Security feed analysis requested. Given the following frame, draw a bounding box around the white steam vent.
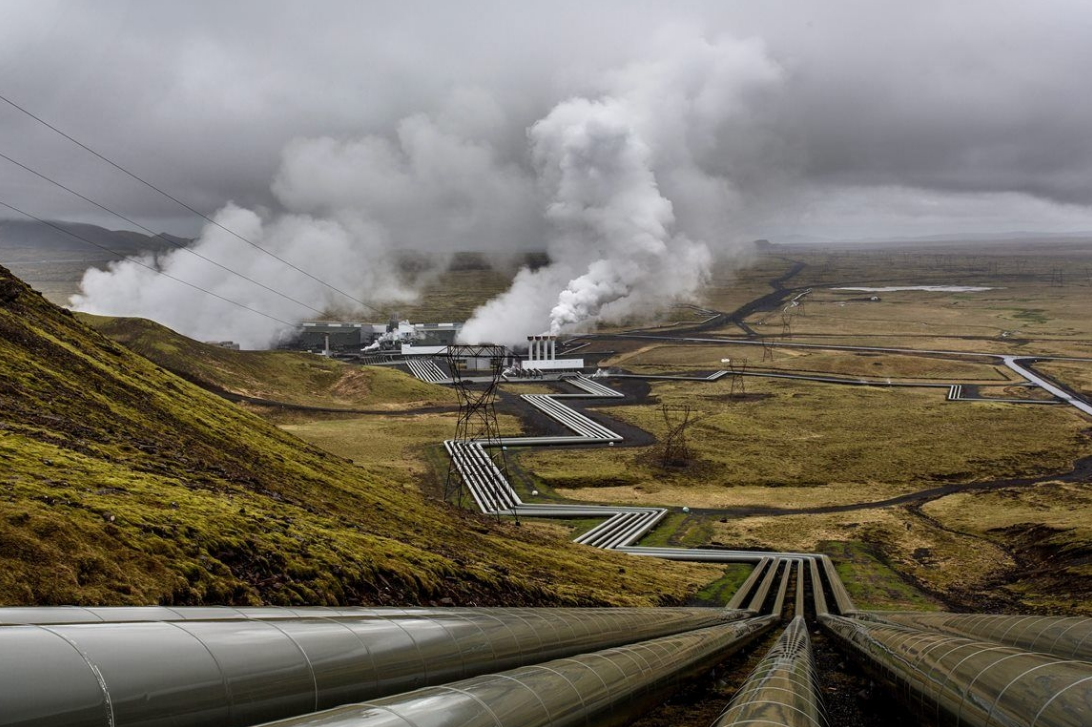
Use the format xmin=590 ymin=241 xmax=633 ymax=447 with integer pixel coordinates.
xmin=523 ymin=334 xmax=583 ymax=372
xmin=527 ymin=335 xmax=557 ymax=362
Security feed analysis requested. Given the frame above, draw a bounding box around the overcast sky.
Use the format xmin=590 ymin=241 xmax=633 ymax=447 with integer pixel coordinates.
xmin=2 ymin=0 xmax=1092 ymax=242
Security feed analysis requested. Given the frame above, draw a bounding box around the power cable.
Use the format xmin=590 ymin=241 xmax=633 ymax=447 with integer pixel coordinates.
xmin=0 ymin=198 xmax=296 ymax=327
xmin=0 ymin=150 xmax=332 ymax=318
xmin=0 ymin=91 xmax=385 ymax=315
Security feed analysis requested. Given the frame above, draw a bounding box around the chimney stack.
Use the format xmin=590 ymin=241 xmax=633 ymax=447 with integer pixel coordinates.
xmin=526 ymin=334 xmax=558 ymax=362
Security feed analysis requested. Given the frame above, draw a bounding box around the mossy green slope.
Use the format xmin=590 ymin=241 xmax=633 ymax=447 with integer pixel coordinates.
xmin=79 ymin=313 xmax=454 ymax=409
xmin=0 ymin=266 xmax=716 ymax=607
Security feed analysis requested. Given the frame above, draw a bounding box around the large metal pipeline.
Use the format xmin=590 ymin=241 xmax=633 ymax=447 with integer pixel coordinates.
xmin=809 ymin=558 xmax=829 ymax=617
xmin=819 ymin=555 xmax=857 ymax=616
xmin=770 ymin=560 xmax=793 ymax=620
xmin=822 ymin=614 xmax=1092 ymax=726
xmin=794 ymin=560 xmax=806 ymax=619
xmin=726 ymin=558 xmax=772 ymax=611
xmin=857 ymin=611 xmax=1092 ymax=662
xmin=712 ymin=616 xmax=826 ymax=727
xmin=0 ymin=605 xmax=739 ymax=627
xmin=249 ymin=616 xmax=778 ymax=727
xmin=0 ymin=607 xmax=745 ymax=727
xmin=620 ymin=547 xmax=816 ymax=562
xmin=747 ymin=558 xmax=784 ymax=615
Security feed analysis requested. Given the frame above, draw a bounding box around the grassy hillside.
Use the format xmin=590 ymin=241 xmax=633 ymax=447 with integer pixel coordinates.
xmin=0 ymin=266 xmax=719 ymax=607
xmin=80 ymin=314 xmax=454 ymax=410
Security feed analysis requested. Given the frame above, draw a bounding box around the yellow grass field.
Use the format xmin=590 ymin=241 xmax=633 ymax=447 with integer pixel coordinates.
xmin=521 ymin=377 xmax=1089 ymax=501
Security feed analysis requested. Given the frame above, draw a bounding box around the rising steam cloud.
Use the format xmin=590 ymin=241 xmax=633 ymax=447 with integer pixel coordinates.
xmin=73 ymin=33 xmax=783 ymax=348
xmin=72 ymin=205 xmax=414 ymax=349
xmin=460 ymin=34 xmax=783 ymax=344
xmin=71 ymin=96 xmax=539 ymax=348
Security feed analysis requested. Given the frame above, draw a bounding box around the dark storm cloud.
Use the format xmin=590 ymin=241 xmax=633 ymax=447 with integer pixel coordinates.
xmin=1 ymin=0 xmax=1091 ymax=238
xmin=772 ymin=1 xmax=1092 ymax=206
xmin=4 ymin=0 xmax=1089 ymax=348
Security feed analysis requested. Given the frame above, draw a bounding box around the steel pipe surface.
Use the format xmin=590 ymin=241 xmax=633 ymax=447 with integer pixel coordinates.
xmin=0 ymin=607 xmax=744 ymax=727
xmin=253 ymin=616 xmax=778 ymax=727
xmin=0 ymin=605 xmax=572 ymax=626
xmin=809 ymin=558 xmax=829 ymax=617
xmin=822 ymin=615 xmax=1092 ymax=726
xmin=794 ymin=560 xmax=806 ymax=620
xmin=620 ymin=547 xmax=797 ymax=562
xmin=748 ymin=558 xmax=783 ymax=615
xmin=713 ymin=617 xmax=826 ymax=727
xmin=859 ymin=611 xmax=1092 ymax=663
xmin=771 ymin=560 xmax=792 ymax=621
xmin=820 ymin=556 xmax=857 ymax=615
xmin=726 ymin=559 xmax=771 ymax=611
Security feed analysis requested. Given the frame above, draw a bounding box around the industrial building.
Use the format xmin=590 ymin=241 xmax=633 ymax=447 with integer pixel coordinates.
xmin=398 ymin=322 xmax=460 ymax=354
xmin=288 ymin=320 xmax=463 ymax=355
xmin=294 ymin=322 xmax=371 ymax=351
xmin=292 ymin=323 xmax=585 ymax=376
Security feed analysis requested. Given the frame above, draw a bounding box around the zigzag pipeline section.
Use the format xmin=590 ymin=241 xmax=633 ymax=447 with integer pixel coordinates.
xmin=444 ymin=374 xmax=843 ymax=564
xmin=438 ymin=354 xmax=1089 ymax=563
xmin=405 ymin=358 xmax=448 ymax=384
xmin=445 ymin=374 xmax=665 ymax=549
xmin=946 ymin=382 xmax=1063 ymax=404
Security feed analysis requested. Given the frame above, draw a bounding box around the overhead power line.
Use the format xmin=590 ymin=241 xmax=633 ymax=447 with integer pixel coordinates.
xmin=0 ymin=198 xmax=295 ymax=327
xmin=0 ymin=91 xmax=384 ymax=315
xmin=0 ymin=150 xmax=329 ymax=318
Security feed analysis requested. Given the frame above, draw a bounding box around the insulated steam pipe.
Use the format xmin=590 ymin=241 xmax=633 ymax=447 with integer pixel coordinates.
xmin=857 ymin=611 xmax=1092 ymax=663
xmin=252 ymin=616 xmax=778 ymax=727
xmin=748 ymin=558 xmax=783 ymax=615
xmin=820 ymin=555 xmax=857 ymax=615
xmin=620 ymin=547 xmax=805 ymax=562
xmin=809 ymin=558 xmax=829 ymax=617
xmin=726 ymin=558 xmax=771 ymax=611
xmin=712 ymin=617 xmax=826 ymax=727
xmin=795 ymin=560 xmax=806 ymax=620
xmin=821 ymin=615 xmax=1092 ymax=726
xmin=771 ymin=560 xmax=793 ymax=621
xmin=0 ymin=605 xmax=741 ymax=627
xmin=0 ymin=607 xmax=745 ymax=727
xmin=0 ymin=604 xmax=670 ymax=626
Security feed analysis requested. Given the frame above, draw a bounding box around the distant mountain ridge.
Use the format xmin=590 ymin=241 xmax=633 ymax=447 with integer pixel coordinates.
xmin=0 ymin=220 xmax=188 ymax=303
xmin=0 ymin=219 xmax=187 ymax=257
xmin=775 ymin=230 xmax=1092 ymax=246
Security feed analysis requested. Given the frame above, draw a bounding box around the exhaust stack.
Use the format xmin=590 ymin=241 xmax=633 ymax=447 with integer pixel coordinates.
xmin=526 ymin=334 xmax=557 ymax=362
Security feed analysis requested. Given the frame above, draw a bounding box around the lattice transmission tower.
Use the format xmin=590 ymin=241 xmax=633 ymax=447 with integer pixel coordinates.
xmin=658 ymin=404 xmax=693 ymax=468
xmin=729 ymin=357 xmax=748 ymax=396
xmin=781 ymin=311 xmax=794 ymax=340
xmin=443 ymin=344 xmax=513 ymax=511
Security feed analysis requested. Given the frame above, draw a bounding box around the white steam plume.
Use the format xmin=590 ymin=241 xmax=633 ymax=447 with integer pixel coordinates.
xmin=535 ymin=98 xmax=712 ymax=336
xmin=461 ymin=33 xmax=783 ymax=345
xmin=72 ymin=34 xmax=782 ymax=349
xmin=72 ymin=89 xmax=539 ymax=348
xmin=71 ymin=205 xmax=413 ymax=349
xmin=272 ymin=101 xmax=542 ymax=253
